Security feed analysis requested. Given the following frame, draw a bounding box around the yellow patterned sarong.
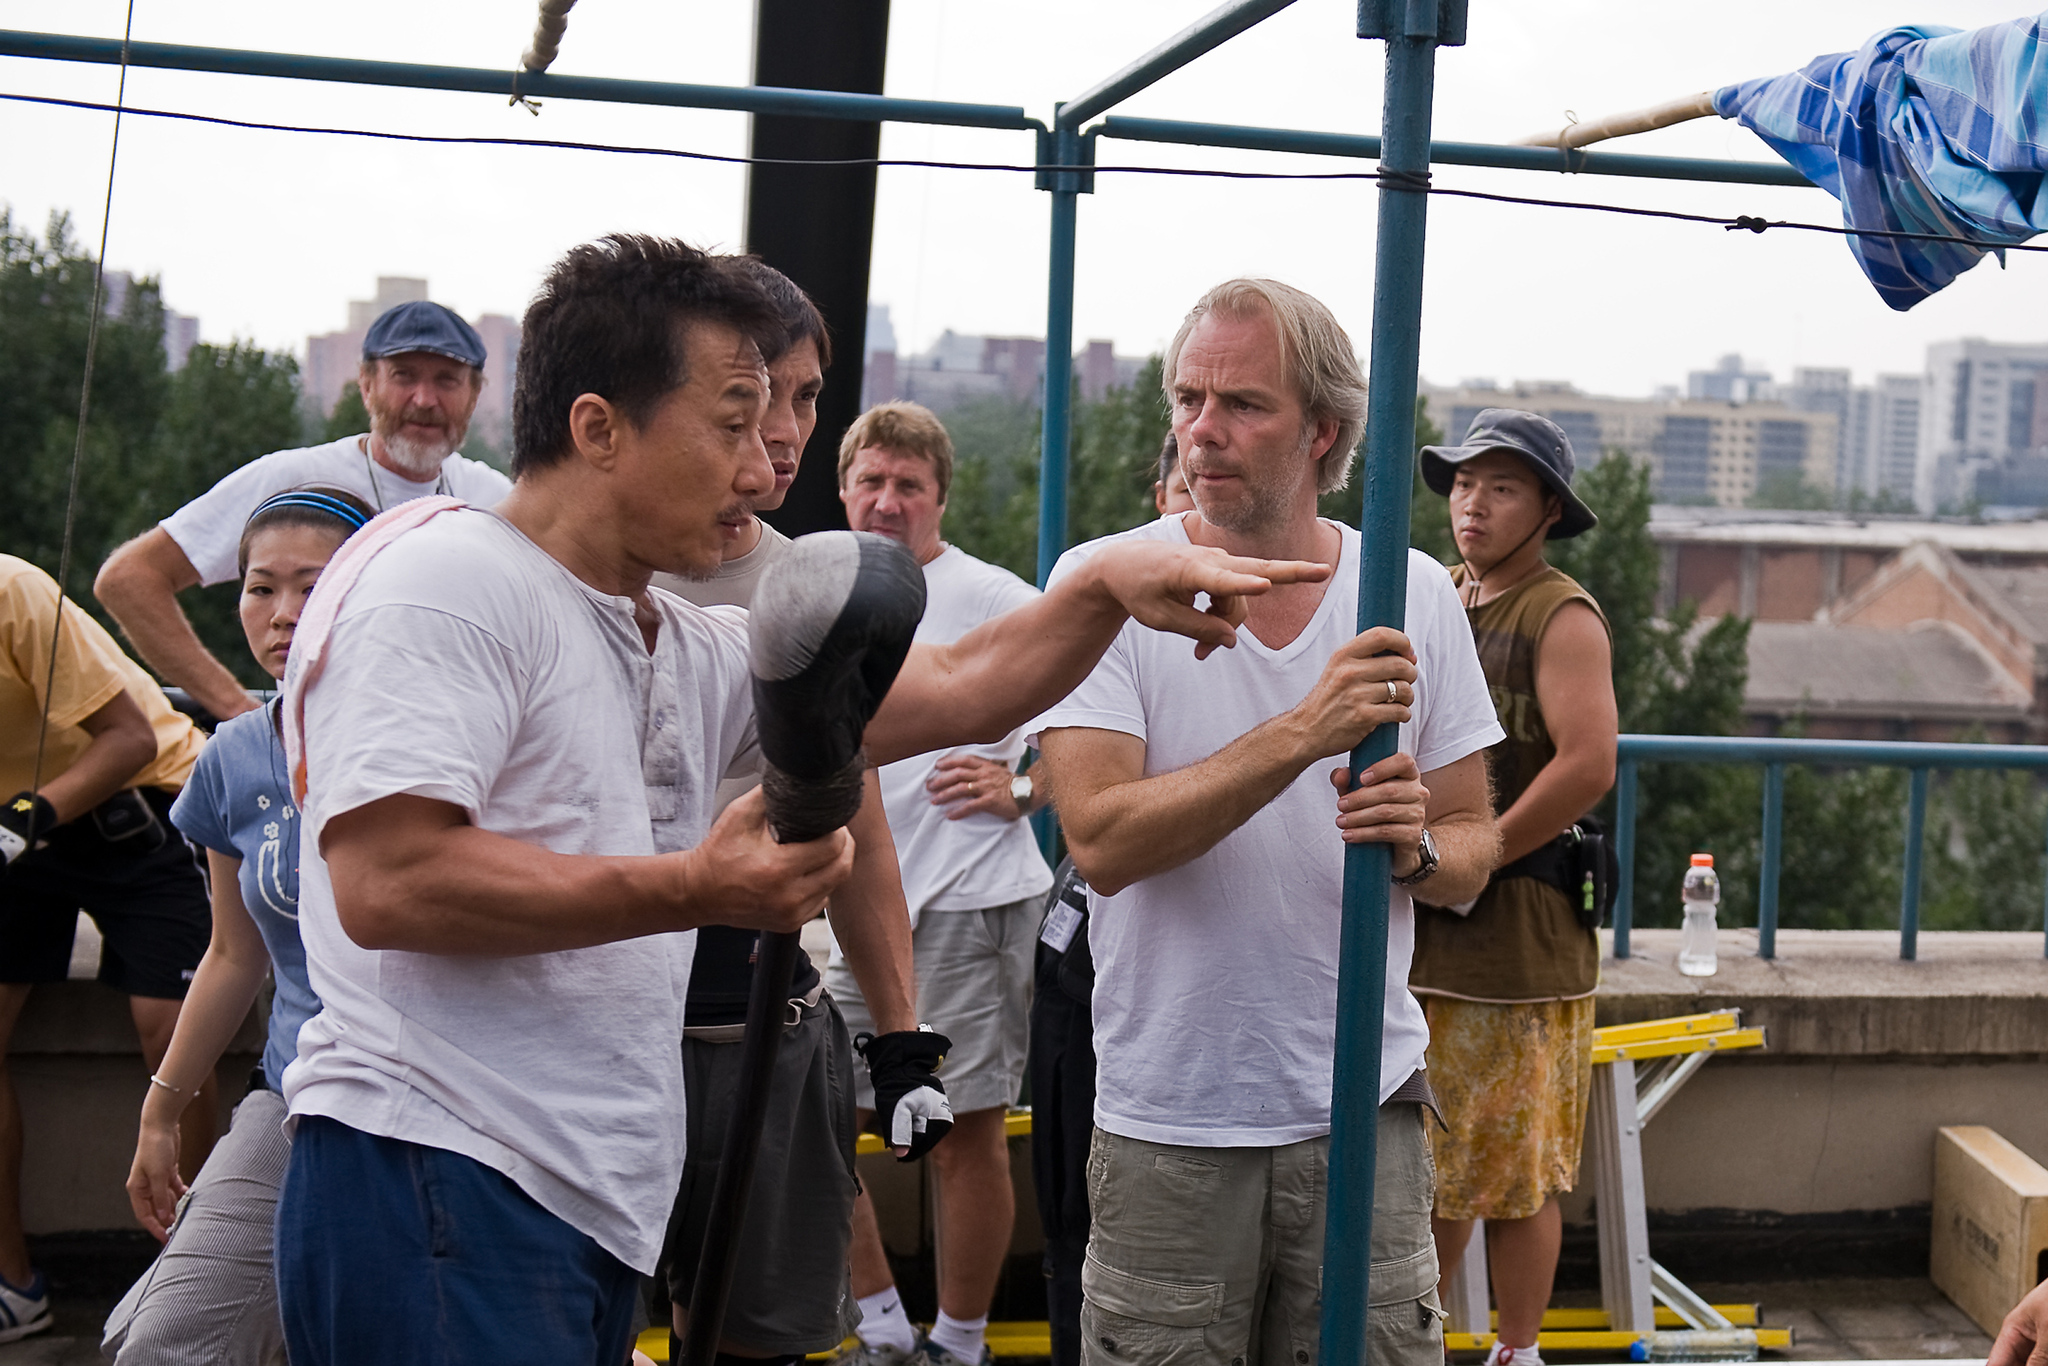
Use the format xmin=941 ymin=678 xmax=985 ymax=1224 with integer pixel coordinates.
xmin=1422 ymin=995 xmax=1595 ymax=1222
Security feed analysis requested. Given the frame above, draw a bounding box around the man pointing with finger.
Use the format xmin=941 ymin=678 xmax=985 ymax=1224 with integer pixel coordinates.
xmin=1035 ymin=279 xmax=1503 ymax=1366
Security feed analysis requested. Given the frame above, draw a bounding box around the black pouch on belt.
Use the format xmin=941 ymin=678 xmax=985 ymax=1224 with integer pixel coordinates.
xmin=1494 ymin=815 xmax=1618 ymax=930
xmin=89 ymin=789 xmax=168 ymax=855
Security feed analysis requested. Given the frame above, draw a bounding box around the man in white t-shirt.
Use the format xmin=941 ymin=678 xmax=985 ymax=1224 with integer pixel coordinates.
xmin=1035 ymin=279 xmax=1505 ymax=1366
xmin=828 ymin=402 xmax=1053 ymax=1366
xmin=273 ymin=237 xmax=1338 ymax=1366
xmin=96 ymin=300 xmax=511 ymax=722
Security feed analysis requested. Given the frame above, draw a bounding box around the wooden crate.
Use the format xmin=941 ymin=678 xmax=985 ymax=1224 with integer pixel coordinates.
xmin=1933 ymin=1125 xmax=2048 ymax=1335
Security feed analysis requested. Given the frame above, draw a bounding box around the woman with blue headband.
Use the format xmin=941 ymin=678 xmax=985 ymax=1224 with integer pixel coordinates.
xmin=104 ymin=486 xmax=373 ymax=1366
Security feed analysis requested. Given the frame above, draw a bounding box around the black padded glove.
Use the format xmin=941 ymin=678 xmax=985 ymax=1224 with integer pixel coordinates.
xmin=750 ymin=531 xmax=927 ymax=844
xmin=0 ymin=792 xmax=56 ymax=868
xmin=858 ymin=1028 xmax=955 ymax=1161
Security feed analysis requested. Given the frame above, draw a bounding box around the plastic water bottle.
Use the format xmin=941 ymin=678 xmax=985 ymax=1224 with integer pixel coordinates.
xmin=1678 ymin=853 xmax=1719 ymax=977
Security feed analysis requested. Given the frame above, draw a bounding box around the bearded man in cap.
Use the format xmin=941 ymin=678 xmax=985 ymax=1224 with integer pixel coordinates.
xmin=1410 ymin=409 xmax=1619 ymax=1366
xmin=97 ymin=301 xmax=513 ymax=722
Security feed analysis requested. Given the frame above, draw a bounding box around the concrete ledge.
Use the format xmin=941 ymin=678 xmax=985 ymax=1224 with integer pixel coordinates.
xmin=1597 ymin=929 xmax=2048 ymax=1056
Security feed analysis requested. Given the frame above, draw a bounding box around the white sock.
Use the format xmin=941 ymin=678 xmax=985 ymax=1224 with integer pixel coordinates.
xmin=1485 ymin=1342 xmax=1543 ymax=1366
xmin=856 ymin=1289 xmax=917 ymax=1354
xmin=929 ymin=1311 xmax=989 ymax=1364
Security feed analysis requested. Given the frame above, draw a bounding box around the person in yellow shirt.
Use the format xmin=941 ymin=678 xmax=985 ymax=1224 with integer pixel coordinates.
xmin=0 ymin=555 xmax=214 ymax=1344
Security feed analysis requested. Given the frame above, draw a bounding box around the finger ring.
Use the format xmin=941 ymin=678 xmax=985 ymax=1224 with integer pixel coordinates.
xmin=1385 ymin=680 xmax=1399 ymax=704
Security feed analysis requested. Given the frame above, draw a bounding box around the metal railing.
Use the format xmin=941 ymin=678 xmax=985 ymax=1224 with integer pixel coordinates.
xmin=1612 ymin=734 xmax=2048 ymax=962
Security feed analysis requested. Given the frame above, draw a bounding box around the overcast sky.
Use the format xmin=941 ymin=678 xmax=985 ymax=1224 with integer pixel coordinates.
xmin=2 ymin=0 xmax=2042 ymax=399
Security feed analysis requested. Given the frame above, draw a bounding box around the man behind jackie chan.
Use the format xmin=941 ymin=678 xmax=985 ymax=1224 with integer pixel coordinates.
xmin=1034 ymin=277 xmax=1504 ymax=1366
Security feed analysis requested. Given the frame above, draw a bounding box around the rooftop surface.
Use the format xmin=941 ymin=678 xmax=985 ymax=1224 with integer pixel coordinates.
xmin=0 ymin=1279 xmax=1996 ymax=1364
xmin=1650 ymin=506 xmax=2048 ymax=554
xmin=1743 ymin=620 xmax=2031 ymax=717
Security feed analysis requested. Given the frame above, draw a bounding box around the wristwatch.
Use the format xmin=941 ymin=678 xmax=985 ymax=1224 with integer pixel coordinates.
xmin=1010 ymin=774 xmax=1035 ymax=810
xmin=1392 ymin=827 xmax=1440 ymax=887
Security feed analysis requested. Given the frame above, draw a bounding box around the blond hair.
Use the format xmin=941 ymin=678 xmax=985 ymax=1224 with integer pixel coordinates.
xmin=837 ymin=401 xmax=956 ymax=501
xmin=1162 ymin=279 xmax=1367 ymax=495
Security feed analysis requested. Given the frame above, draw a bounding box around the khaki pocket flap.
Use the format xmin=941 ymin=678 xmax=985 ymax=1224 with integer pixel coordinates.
xmin=1367 ymin=1244 xmax=1439 ymax=1307
xmin=1082 ymin=1251 xmax=1224 ymax=1327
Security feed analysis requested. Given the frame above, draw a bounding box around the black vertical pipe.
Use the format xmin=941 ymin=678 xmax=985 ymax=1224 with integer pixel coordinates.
xmin=747 ymin=0 xmax=891 ymax=538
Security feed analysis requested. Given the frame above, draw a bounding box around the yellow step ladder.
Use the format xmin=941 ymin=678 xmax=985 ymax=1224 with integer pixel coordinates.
xmin=1441 ymin=1010 xmax=1773 ymax=1354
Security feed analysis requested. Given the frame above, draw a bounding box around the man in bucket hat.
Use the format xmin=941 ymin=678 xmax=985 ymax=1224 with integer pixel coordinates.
xmin=97 ymin=301 xmax=511 ymax=722
xmin=1410 ymin=409 xmax=1619 ymax=1366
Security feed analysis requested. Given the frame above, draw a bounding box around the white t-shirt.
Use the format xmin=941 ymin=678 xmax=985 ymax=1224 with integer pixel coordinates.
xmin=162 ymin=434 xmax=513 ymax=586
xmin=1031 ymin=516 xmax=1502 ymax=1148
xmin=876 ymin=545 xmax=1053 ymax=923
xmin=282 ymin=509 xmax=757 ymax=1273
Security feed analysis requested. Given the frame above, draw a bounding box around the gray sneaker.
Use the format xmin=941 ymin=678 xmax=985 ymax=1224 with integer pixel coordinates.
xmin=909 ymin=1333 xmax=994 ymax=1366
xmin=837 ymin=1338 xmax=917 ymax=1366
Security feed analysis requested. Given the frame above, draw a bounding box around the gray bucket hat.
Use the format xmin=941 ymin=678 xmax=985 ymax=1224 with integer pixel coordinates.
xmin=1419 ymin=407 xmax=1597 ymax=539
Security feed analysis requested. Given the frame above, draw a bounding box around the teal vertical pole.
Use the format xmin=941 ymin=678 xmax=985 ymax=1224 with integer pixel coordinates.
xmin=1900 ymin=767 xmax=1928 ymax=961
xmin=2041 ymin=806 xmax=2048 ymax=959
xmin=1037 ymin=118 xmax=1081 ymax=589
xmin=1321 ymin=4 xmax=1461 ymax=1362
xmin=1757 ymin=763 xmax=1784 ymax=960
xmin=1613 ymin=758 xmax=1637 ymax=959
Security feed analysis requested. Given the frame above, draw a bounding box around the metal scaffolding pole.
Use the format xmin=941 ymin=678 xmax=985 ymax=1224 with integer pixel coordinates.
xmin=1320 ymin=4 xmax=1463 ymax=1362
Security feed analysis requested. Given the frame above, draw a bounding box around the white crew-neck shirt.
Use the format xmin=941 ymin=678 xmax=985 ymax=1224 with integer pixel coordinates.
xmin=283 ymin=508 xmax=757 ymax=1272
xmin=875 ymin=545 xmax=1053 ymax=923
xmin=161 ymin=434 xmax=512 ymax=586
xmin=1032 ymin=515 xmax=1501 ymax=1148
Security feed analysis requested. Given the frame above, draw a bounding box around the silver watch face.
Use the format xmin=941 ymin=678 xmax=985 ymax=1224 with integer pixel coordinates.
xmin=1010 ymin=775 xmax=1033 ymax=805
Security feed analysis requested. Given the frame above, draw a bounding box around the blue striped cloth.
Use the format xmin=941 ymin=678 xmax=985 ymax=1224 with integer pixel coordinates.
xmin=1714 ymin=14 xmax=2048 ymax=311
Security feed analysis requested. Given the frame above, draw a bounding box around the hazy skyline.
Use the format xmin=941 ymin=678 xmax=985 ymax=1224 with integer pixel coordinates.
xmin=3 ymin=0 xmax=2043 ymax=400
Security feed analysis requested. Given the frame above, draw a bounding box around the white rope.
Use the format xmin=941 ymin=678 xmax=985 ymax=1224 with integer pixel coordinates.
xmin=1518 ymin=91 xmax=1716 ymax=153
xmin=520 ymin=0 xmax=581 ymax=74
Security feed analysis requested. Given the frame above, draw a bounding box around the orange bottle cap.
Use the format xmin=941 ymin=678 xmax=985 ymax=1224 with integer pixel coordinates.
xmin=1690 ymin=853 xmax=1714 ymax=867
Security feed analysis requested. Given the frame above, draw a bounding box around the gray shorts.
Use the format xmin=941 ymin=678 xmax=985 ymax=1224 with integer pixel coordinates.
xmin=828 ymin=897 xmax=1038 ymax=1114
xmin=662 ymin=993 xmax=860 ymax=1356
xmin=1080 ymin=1101 xmax=1443 ymax=1366
xmin=103 ymin=1085 xmax=290 ymax=1366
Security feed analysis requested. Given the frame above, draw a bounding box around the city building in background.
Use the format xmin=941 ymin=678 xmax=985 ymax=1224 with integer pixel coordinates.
xmin=100 ymin=271 xmax=199 ymax=372
xmin=859 ymin=303 xmax=1147 ymax=414
xmin=1688 ymin=352 xmax=1776 ymax=405
xmin=304 ymin=277 xmax=519 ymax=453
xmin=1917 ymin=338 xmax=2048 ymax=513
xmin=1422 ymin=380 xmax=1838 ymax=509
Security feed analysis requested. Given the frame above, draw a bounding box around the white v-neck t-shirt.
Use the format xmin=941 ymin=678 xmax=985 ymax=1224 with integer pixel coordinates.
xmin=284 ymin=508 xmax=757 ymax=1271
xmin=1031 ymin=515 xmax=1501 ymax=1147
xmin=875 ymin=545 xmax=1053 ymax=924
xmin=161 ymin=434 xmax=512 ymax=586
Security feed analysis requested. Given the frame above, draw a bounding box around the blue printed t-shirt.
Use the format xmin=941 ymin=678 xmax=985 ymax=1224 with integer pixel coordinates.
xmin=169 ymin=702 xmax=318 ymax=1091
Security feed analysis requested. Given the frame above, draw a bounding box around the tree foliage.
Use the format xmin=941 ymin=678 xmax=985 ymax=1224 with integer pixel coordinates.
xmin=2 ymin=209 xmax=304 ymax=685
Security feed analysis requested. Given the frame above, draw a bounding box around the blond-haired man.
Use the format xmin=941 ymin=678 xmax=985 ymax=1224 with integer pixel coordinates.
xmin=1035 ymin=279 xmax=1503 ymax=1366
xmin=830 ymin=402 xmax=1051 ymax=1366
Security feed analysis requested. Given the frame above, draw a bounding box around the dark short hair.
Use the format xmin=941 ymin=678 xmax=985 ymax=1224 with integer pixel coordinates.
xmin=1157 ymin=431 xmax=1179 ymax=484
xmin=236 ymin=485 xmax=374 ymax=577
xmin=512 ymin=235 xmax=780 ymax=478
xmin=731 ymin=256 xmax=833 ymax=370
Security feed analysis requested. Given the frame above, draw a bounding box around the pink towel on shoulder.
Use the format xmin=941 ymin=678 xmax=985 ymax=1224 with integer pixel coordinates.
xmin=284 ymin=495 xmax=467 ymax=803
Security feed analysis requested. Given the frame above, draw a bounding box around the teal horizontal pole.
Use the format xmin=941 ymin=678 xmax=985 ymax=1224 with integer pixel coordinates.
xmin=1058 ymin=0 xmax=1299 ymax=129
xmin=1617 ymin=734 xmax=2048 ymax=769
xmin=1097 ymin=114 xmax=1814 ymax=188
xmin=0 ymin=29 xmax=1043 ymax=131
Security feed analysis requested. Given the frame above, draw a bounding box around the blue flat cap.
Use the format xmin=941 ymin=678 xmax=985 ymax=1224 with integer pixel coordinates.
xmin=363 ymin=300 xmax=486 ymax=369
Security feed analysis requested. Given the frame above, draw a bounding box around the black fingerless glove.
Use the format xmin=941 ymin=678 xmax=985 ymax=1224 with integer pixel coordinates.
xmin=0 ymin=792 xmax=57 ymax=868
xmin=857 ymin=1028 xmax=955 ymax=1162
